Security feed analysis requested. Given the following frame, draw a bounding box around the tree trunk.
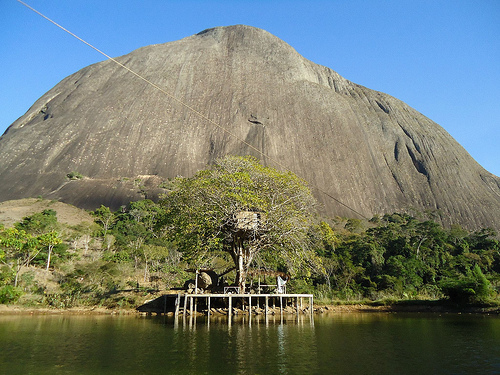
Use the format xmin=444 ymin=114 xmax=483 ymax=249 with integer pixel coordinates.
xmin=143 ymin=262 xmax=149 ymax=283
xmin=325 ymin=274 xmax=331 ymax=289
xmin=233 ymin=235 xmax=247 ymax=293
xmin=231 ymin=234 xmax=258 ymax=294
xmin=236 ymin=238 xmax=245 ymax=293
xmin=236 ymin=267 xmax=246 ymax=294
xmin=46 ymin=245 xmax=53 ymax=271
xmin=14 ymin=259 xmax=21 ymax=288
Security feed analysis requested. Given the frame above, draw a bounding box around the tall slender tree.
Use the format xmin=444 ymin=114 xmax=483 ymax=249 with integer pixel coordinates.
xmin=38 ymin=231 xmax=63 ymax=271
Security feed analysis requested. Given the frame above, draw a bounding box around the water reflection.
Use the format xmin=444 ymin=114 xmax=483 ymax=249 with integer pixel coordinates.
xmin=173 ymin=311 xmax=315 ymax=330
xmin=0 ymin=313 xmax=499 ymax=374
xmin=150 ymin=313 xmax=318 ymax=374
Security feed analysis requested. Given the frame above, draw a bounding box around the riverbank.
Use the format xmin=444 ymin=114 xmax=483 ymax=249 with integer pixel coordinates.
xmin=0 ymin=304 xmax=137 ymax=315
xmin=1 ymin=301 xmax=499 ymax=315
xmin=316 ymin=303 xmax=500 ymax=315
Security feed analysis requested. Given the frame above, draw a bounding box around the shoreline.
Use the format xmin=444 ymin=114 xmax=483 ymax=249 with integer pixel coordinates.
xmin=0 ymin=305 xmax=137 ymax=316
xmin=1 ymin=303 xmax=499 ymax=316
xmin=316 ymin=303 xmax=500 ymax=315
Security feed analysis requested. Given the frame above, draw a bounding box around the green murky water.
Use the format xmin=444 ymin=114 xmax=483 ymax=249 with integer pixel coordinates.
xmin=0 ymin=312 xmax=499 ymax=374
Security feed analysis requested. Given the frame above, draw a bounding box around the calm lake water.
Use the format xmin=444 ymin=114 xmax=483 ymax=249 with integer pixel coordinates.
xmin=0 ymin=312 xmax=499 ymax=374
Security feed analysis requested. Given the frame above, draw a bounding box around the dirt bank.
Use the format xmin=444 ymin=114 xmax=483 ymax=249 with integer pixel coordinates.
xmin=1 ymin=302 xmax=498 ymax=316
xmin=317 ymin=303 xmax=500 ymax=314
xmin=0 ymin=304 xmax=137 ymax=315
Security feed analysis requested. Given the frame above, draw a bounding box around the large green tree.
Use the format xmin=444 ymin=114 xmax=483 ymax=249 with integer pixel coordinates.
xmin=161 ymin=156 xmax=319 ymax=292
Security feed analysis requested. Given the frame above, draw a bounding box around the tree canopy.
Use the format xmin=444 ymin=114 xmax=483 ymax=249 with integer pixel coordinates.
xmin=0 ymin=196 xmax=499 ymax=308
xmin=160 ymin=156 xmax=319 ymax=291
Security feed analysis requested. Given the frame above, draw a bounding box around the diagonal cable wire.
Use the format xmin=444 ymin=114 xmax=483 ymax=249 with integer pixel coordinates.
xmin=16 ymin=0 xmax=369 ymax=220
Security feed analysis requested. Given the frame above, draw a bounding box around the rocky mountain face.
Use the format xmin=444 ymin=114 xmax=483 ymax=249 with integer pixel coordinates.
xmin=1 ymin=25 xmax=499 ymax=230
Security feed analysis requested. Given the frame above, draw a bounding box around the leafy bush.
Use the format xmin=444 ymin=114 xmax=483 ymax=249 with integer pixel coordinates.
xmin=66 ymin=171 xmax=83 ymax=180
xmin=440 ymin=265 xmax=493 ymax=304
xmin=288 ymin=278 xmax=315 ymax=294
xmin=15 ymin=209 xmax=58 ymax=234
xmin=102 ymin=250 xmax=131 ymax=263
xmin=0 ymin=285 xmax=23 ymax=304
xmin=0 ymin=265 xmax=14 ymax=286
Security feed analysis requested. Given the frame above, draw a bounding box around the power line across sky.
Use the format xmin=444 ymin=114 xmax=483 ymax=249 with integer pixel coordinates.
xmin=13 ymin=0 xmax=370 ymax=219
xmin=1 ymin=0 xmax=499 ymax=177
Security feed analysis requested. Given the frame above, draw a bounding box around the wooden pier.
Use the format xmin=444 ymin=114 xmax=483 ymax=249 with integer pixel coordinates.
xmin=137 ymin=293 xmax=314 ymax=317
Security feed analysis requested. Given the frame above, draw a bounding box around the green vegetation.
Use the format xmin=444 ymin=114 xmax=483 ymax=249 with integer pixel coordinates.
xmin=160 ymin=156 xmax=319 ymax=292
xmin=1 ymin=157 xmax=499 ymax=310
xmin=67 ymin=171 xmax=84 ymax=180
xmin=311 ymin=214 xmax=499 ymax=306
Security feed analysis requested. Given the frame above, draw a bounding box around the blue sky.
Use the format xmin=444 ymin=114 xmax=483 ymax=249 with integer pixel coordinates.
xmin=2 ymin=0 xmax=499 ymax=176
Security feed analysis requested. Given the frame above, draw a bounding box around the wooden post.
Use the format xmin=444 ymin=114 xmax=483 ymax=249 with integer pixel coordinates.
xmin=228 ymin=295 xmax=232 ymax=316
xmin=174 ymin=311 xmax=179 ymax=329
xmin=248 ymin=296 xmax=252 ymax=327
xmin=190 ymin=295 xmax=194 ymax=315
xmin=265 ymin=296 xmax=269 ymax=326
xmin=296 ymin=296 xmax=299 ymax=316
xmin=208 ymin=296 xmax=211 ymax=317
xmin=309 ymin=296 xmax=313 ymax=317
xmin=280 ymin=296 xmax=283 ymax=315
xmin=193 ymin=270 xmax=199 ymax=317
xmin=183 ymin=294 xmax=188 ymax=318
xmin=174 ymin=293 xmax=181 ymax=316
xmin=195 ymin=269 xmax=199 ymax=293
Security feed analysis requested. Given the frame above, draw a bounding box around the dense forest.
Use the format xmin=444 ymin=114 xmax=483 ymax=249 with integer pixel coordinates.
xmin=1 ymin=158 xmax=499 ymax=309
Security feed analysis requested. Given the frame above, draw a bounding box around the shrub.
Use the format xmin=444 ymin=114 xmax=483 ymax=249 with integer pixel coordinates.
xmin=102 ymin=250 xmax=131 ymax=263
xmin=0 ymin=285 xmax=23 ymax=304
xmin=288 ymin=278 xmax=315 ymax=294
xmin=440 ymin=265 xmax=493 ymax=304
xmin=0 ymin=266 xmax=14 ymax=286
xmin=67 ymin=171 xmax=83 ymax=180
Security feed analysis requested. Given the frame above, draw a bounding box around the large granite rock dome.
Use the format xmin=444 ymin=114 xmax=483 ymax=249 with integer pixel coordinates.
xmin=1 ymin=25 xmax=499 ymax=230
